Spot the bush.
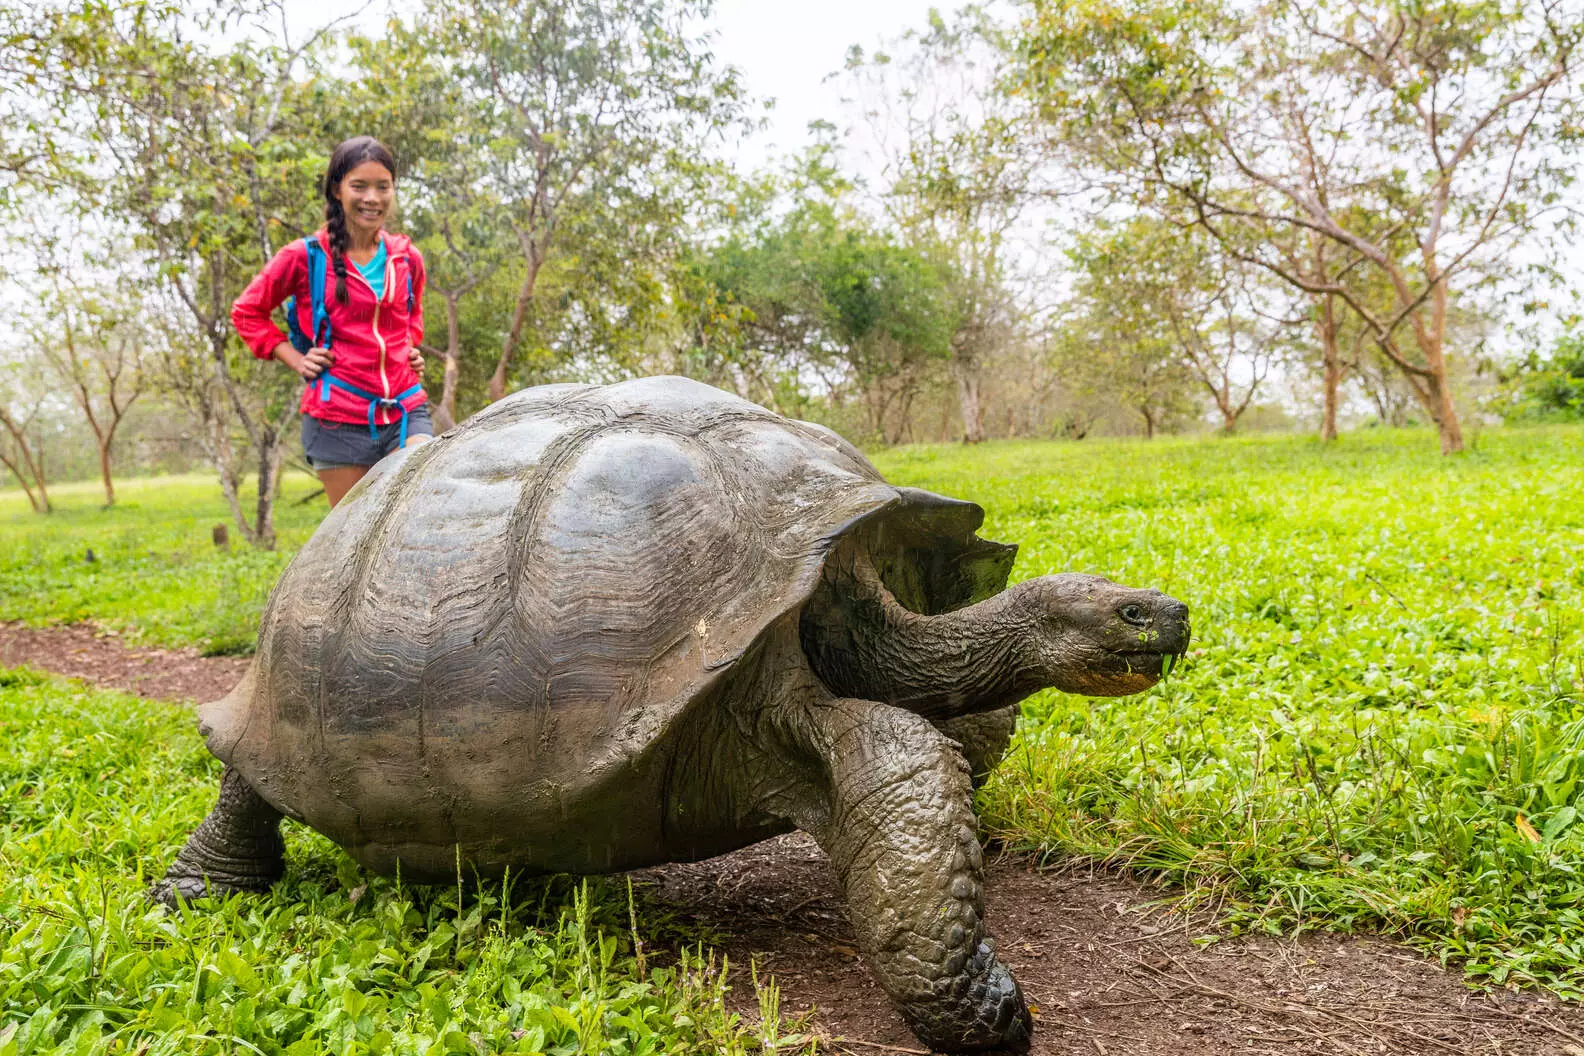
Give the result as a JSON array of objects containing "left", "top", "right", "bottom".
[{"left": 1497, "top": 328, "right": 1584, "bottom": 421}]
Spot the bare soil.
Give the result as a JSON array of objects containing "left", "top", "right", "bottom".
[
  {"left": 0, "top": 621, "right": 249, "bottom": 703},
  {"left": 6, "top": 623, "right": 1584, "bottom": 1055},
  {"left": 640, "top": 836, "right": 1584, "bottom": 1055}
]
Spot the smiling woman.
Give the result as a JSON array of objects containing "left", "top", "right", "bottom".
[{"left": 230, "top": 136, "right": 433, "bottom": 507}]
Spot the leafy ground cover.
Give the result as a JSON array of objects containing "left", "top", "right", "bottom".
[
  {"left": 0, "top": 668, "right": 806, "bottom": 1055},
  {"left": 0, "top": 474, "right": 323, "bottom": 656},
  {"left": 871, "top": 425, "right": 1584, "bottom": 996},
  {"left": 3, "top": 422, "right": 1583, "bottom": 1016}
]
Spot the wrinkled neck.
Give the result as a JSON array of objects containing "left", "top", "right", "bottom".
[{"left": 802, "top": 573, "right": 1049, "bottom": 719}]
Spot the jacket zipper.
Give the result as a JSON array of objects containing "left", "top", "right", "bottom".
[{"left": 345, "top": 243, "right": 393, "bottom": 416}]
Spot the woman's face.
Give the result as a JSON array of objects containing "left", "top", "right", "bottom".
[{"left": 336, "top": 160, "right": 395, "bottom": 241}]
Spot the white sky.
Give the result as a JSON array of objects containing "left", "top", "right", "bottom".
[{"left": 708, "top": 0, "right": 950, "bottom": 164}]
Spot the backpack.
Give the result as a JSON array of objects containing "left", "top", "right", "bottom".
[{"left": 284, "top": 236, "right": 416, "bottom": 353}]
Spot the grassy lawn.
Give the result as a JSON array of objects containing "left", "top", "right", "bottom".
[
  {"left": 0, "top": 669, "right": 804, "bottom": 1054},
  {"left": 2, "top": 422, "right": 1583, "bottom": 1051},
  {"left": 0, "top": 473, "right": 326, "bottom": 656}
]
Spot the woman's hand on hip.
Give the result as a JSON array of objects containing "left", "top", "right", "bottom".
[
  {"left": 297, "top": 347, "right": 335, "bottom": 381},
  {"left": 408, "top": 347, "right": 424, "bottom": 374},
  {"left": 271, "top": 341, "right": 333, "bottom": 382}
]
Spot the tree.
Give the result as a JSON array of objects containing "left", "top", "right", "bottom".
[
  {"left": 688, "top": 150, "right": 958, "bottom": 442},
  {"left": 1017, "top": 0, "right": 1584, "bottom": 453},
  {"left": 1056, "top": 229, "right": 1202, "bottom": 438},
  {"left": 13, "top": 0, "right": 358, "bottom": 545},
  {"left": 29, "top": 256, "right": 146, "bottom": 507},
  {"left": 1072, "top": 217, "right": 1284, "bottom": 433},
  {"left": 1498, "top": 325, "right": 1584, "bottom": 420},
  {"left": 0, "top": 361, "right": 53, "bottom": 513},
  {"left": 409, "top": 0, "right": 747, "bottom": 403},
  {"left": 844, "top": 9, "right": 1041, "bottom": 442}
]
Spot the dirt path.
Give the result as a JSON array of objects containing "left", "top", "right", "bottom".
[
  {"left": 5, "top": 623, "right": 1584, "bottom": 1055},
  {"left": 0, "top": 622, "right": 249, "bottom": 703}
]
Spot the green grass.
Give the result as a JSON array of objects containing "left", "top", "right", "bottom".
[
  {"left": 870, "top": 424, "right": 1584, "bottom": 996},
  {"left": 0, "top": 474, "right": 325, "bottom": 655},
  {"left": 0, "top": 669, "right": 808, "bottom": 1055},
  {"left": 4, "top": 423, "right": 1584, "bottom": 1016}
]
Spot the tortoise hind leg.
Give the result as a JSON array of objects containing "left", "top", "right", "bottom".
[
  {"left": 770, "top": 697, "right": 1032, "bottom": 1053},
  {"left": 934, "top": 705, "right": 1018, "bottom": 790},
  {"left": 150, "top": 767, "right": 285, "bottom": 906}
]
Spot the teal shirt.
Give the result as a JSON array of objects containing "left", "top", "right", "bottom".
[{"left": 355, "top": 241, "right": 387, "bottom": 300}]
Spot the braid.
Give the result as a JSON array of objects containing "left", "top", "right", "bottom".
[{"left": 324, "top": 198, "right": 351, "bottom": 305}]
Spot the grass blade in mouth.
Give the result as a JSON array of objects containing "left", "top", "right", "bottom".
[{"left": 1161, "top": 652, "right": 1176, "bottom": 680}]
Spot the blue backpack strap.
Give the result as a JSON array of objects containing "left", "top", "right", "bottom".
[
  {"left": 283, "top": 236, "right": 331, "bottom": 355},
  {"left": 305, "top": 236, "right": 331, "bottom": 349}
]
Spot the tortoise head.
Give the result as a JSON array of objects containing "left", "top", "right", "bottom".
[{"left": 1009, "top": 573, "right": 1191, "bottom": 696}]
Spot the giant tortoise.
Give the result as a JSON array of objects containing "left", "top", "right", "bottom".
[{"left": 156, "top": 376, "right": 1190, "bottom": 1053}]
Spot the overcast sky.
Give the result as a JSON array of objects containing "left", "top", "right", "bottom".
[{"left": 709, "top": 0, "right": 948, "bottom": 163}]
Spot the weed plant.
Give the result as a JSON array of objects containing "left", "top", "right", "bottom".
[{"left": 0, "top": 670, "right": 807, "bottom": 1054}]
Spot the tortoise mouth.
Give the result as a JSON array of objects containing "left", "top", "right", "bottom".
[{"left": 1064, "top": 646, "right": 1186, "bottom": 697}]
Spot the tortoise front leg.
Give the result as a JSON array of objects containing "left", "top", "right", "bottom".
[
  {"left": 771, "top": 697, "right": 1032, "bottom": 1053},
  {"left": 150, "top": 767, "right": 285, "bottom": 906}
]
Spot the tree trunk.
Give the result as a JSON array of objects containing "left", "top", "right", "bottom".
[
  {"left": 1140, "top": 406, "right": 1156, "bottom": 440},
  {"left": 1316, "top": 295, "right": 1341, "bottom": 443},
  {"left": 1425, "top": 370, "right": 1464, "bottom": 455},
  {"left": 98, "top": 440, "right": 115, "bottom": 506},
  {"left": 248, "top": 423, "right": 277, "bottom": 551},
  {"left": 1392, "top": 294, "right": 1464, "bottom": 454},
  {"left": 952, "top": 354, "right": 985, "bottom": 444},
  {"left": 435, "top": 290, "right": 463, "bottom": 431},
  {"left": 0, "top": 454, "right": 45, "bottom": 512},
  {"left": 0, "top": 412, "right": 50, "bottom": 512},
  {"left": 490, "top": 249, "right": 542, "bottom": 404}
]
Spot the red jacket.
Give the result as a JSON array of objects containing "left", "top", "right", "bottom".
[{"left": 232, "top": 229, "right": 428, "bottom": 426}]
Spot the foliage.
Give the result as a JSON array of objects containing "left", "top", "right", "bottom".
[
  {"left": 843, "top": 7, "right": 1039, "bottom": 442},
  {"left": 873, "top": 425, "right": 1584, "bottom": 995},
  {"left": 1014, "top": 0, "right": 1584, "bottom": 454},
  {"left": 6, "top": 0, "right": 356, "bottom": 546},
  {"left": 692, "top": 150, "right": 959, "bottom": 441},
  {"left": 386, "top": 0, "right": 750, "bottom": 402},
  {"left": 0, "top": 670, "right": 809, "bottom": 1054},
  {"left": 1497, "top": 327, "right": 1584, "bottom": 421}
]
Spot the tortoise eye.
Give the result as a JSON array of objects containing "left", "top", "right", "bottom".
[{"left": 1119, "top": 604, "right": 1147, "bottom": 625}]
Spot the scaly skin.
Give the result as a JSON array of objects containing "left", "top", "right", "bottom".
[
  {"left": 767, "top": 697, "right": 1032, "bottom": 1053},
  {"left": 149, "top": 767, "right": 284, "bottom": 906},
  {"left": 936, "top": 706, "right": 1019, "bottom": 789}
]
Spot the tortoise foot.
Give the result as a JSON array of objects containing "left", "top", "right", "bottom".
[
  {"left": 148, "top": 862, "right": 279, "bottom": 907},
  {"left": 901, "top": 941, "right": 1032, "bottom": 1053}
]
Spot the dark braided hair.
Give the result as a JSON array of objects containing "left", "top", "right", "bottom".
[{"left": 321, "top": 136, "right": 398, "bottom": 305}]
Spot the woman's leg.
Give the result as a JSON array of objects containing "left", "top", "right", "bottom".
[{"left": 318, "top": 465, "right": 371, "bottom": 507}]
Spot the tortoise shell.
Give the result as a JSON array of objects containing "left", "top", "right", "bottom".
[{"left": 202, "top": 376, "right": 1014, "bottom": 877}]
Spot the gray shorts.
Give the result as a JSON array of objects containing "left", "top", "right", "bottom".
[{"left": 302, "top": 405, "right": 434, "bottom": 471}]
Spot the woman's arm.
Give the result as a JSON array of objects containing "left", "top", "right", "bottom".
[
  {"left": 232, "top": 243, "right": 305, "bottom": 361},
  {"left": 406, "top": 245, "right": 427, "bottom": 374}
]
